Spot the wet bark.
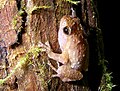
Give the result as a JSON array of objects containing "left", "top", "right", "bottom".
[{"left": 0, "top": 0, "right": 105, "bottom": 91}]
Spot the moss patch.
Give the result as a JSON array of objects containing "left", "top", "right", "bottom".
[
  {"left": 65, "top": 0, "right": 80, "bottom": 5},
  {"left": 0, "top": 46, "right": 42, "bottom": 85},
  {"left": 28, "top": 6, "right": 51, "bottom": 14},
  {"left": 99, "top": 59, "right": 116, "bottom": 91}
]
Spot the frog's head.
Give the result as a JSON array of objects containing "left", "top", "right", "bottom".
[
  {"left": 58, "top": 15, "right": 84, "bottom": 51},
  {"left": 59, "top": 15, "right": 82, "bottom": 36}
]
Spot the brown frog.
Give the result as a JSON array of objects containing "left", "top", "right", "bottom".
[{"left": 41, "top": 13, "right": 89, "bottom": 82}]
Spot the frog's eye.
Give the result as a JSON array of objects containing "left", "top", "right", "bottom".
[{"left": 63, "top": 26, "right": 71, "bottom": 35}]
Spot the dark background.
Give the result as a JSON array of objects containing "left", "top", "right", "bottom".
[{"left": 97, "top": 0, "right": 120, "bottom": 90}]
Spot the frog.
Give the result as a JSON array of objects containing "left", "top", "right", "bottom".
[{"left": 40, "top": 9, "right": 89, "bottom": 82}]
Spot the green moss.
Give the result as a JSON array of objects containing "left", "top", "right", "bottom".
[
  {"left": 29, "top": 6, "right": 51, "bottom": 14},
  {"left": 37, "top": 63, "right": 48, "bottom": 90},
  {"left": 11, "top": 13, "right": 22, "bottom": 31},
  {"left": 11, "top": 16, "right": 18, "bottom": 29},
  {"left": 100, "top": 72, "right": 116, "bottom": 91},
  {"left": 18, "top": 9, "right": 25, "bottom": 16},
  {"left": 21, "top": 0, "right": 26, "bottom": 10},
  {"left": 65, "top": 0, "right": 80, "bottom": 5},
  {"left": 99, "top": 59, "right": 116, "bottom": 91},
  {"left": 0, "top": 47, "right": 42, "bottom": 85}
]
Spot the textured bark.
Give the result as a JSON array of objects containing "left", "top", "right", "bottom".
[{"left": 0, "top": 0, "right": 105, "bottom": 91}]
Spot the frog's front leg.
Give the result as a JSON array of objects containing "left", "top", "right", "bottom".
[
  {"left": 48, "top": 50, "right": 69, "bottom": 64},
  {"left": 39, "top": 41, "right": 68, "bottom": 64}
]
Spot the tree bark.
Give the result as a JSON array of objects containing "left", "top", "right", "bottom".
[{"left": 0, "top": 0, "right": 106, "bottom": 91}]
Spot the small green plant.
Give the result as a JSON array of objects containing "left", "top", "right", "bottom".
[
  {"left": 99, "top": 59, "right": 116, "bottom": 91},
  {"left": 100, "top": 72, "right": 116, "bottom": 91},
  {"left": 0, "top": 47, "right": 42, "bottom": 85}
]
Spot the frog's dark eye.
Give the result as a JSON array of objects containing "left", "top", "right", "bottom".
[{"left": 63, "top": 27, "right": 71, "bottom": 35}]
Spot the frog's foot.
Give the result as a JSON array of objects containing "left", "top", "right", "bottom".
[
  {"left": 38, "top": 41, "right": 48, "bottom": 49},
  {"left": 51, "top": 73, "right": 71, "bottom": 82},
  {"left": 38, "top": 41, "right": 51, "bottom": 53},
  {"left": 51, "top": 74, "right": 82, "bottom": 82}
]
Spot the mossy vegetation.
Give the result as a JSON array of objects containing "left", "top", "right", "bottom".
[
  {"left": 28, "top": 6, "right": 51, "bottom": 14},
  {"left": 102, "top": 72, "right": 116, "bottom": 91},
  {"left": 65, "top": 0, "right": 80, "bottom": 5},
  {"left": 11, "top": 10, "right": 24, "bottom": 31},
  {"left": 37, "top": 62, "right": 50, "bottom": 90},
  {"left": 0, "top": 46, "right": 42, "bottom": 85},
  {"left": 99, "top": 59, "right": 116, "bottom": 91}
]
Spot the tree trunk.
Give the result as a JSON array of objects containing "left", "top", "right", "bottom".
[{"left": 0, "top": 0, "right": 110, "bottom": 91}]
